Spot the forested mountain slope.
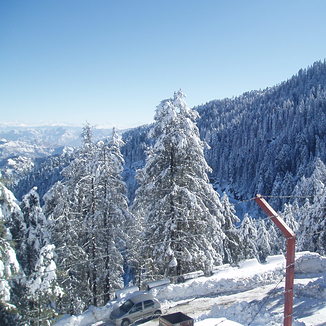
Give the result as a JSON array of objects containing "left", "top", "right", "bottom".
[
  {"left": 122, "top": 61, "right": 326, "bottom": 213},
  {"left": 198, "top": 61, "right": 326, "bottom": 199}
]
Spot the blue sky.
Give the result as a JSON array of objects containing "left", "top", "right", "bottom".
[{"left": 1, "top": 0, "right": 326, "bottom": 129}]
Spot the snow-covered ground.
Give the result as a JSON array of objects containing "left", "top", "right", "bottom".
[{"left": 54, "top": 252, "right": 326, "bottom": 326}]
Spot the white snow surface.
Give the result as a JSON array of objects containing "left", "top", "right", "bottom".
[{"left": 54, "top": 252, "right": 326, "bottom": 326}]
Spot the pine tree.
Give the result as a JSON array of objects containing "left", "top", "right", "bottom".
[
  {"left": 91, "top": 130, "right": 133, "bottom": 304},
  {"left": 133, "top": 91, "right": 226, "bottom": 278},
  {"left": 296, "top": 199, "right": 313, "bottom": 252},
  {"left": 0, "top": 181, "right": 21, "bottom": 325},
  {"left": 44, "top": 180, "right": 86, "bottom": 314},
  {"left": 44, "top": 126, "right": 95, "bottom": 314},
  {"left": 25, "top": 244, "right": 63, "bottom": 325},
  {"left": 16, "top": 187, "right": 62, "bottom": 325},
  {"left": 44, "top": 125, "right": 132, "bottom": 312},
  {"left": 256, "top": 219, "right": 272, "bottom": 263},
  {"left": 294, "top": 159, "right": 326, "bottom": 254},
  {"left": 282, "top": 202, "right": 299, "bottom": 234},
  {"left": 126, "top": 210, "right": 144, "bottom": 287},
  {"left": 220, "top": 193, "right": 241, "bottom": 265},
  {"left": 20, "top": 187, "right": 49, "bottom": 276},
  {"left": 266, "top": 221, "right": 282, "bottom": 255},
  {"left": 239, "top": 214, "right": 258, "bottom": 260},
  {"left": 0, "top": 180, "right": 26, "bottom": 263},
  {"left": 0, "top": 228, "right": 20, "bottom": 325}
]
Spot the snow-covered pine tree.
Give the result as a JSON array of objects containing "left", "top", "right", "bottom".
[
  {"left": 0, "top": 223, "right": 20, "bottom": 325},
  {"left": 126, "top": 210, "right": 144, "bottom": 287},
  {"left": 220, "top": 193, "right": 241, "bottom": 265},
  {"left": 1, "top": 181, "right": 26, "bottom": 265},
  {"left": 44, "top": 125, "right": 132, "bottom": 312},
  {"left": 0, "top": 180, "right": 21, "bottom": 325},
  {"left": 78, "top": 131, "right": 102, "bottom": 307},
  {"left": 256, "top": 219, "right": 272, "bottom": 263},
  {"left": 25, "top": 244, "right": 63, "bottom": 325},
  {"left": 313, "top": 186, "right": 326, "bottom": 255},
  {"left": 296, "top": 198, "right": 313, "bottom": 252},
  {"left": 294, "top": 158, "right": 326, "bottom": 254},
  {"left": 43, "top": 180, "right": 85, "bottom": 314},
  {"left": 266, "top": 221, "right": 282, "bottom": 255},
  {"left": 282, "top": 202, "right": 299, "bottom": 234},
  {"left": 91, "top": 129, "right": 133, "bottom": 304},
  {"left": 20, "top": 187, "right": 49, "bottom": 276},
  {"left": 133, "top": 90, "right": 226, "bottom": 278},
  {"left": 15, "top": 187, "right": 62, "bottom": 325},
  {"left": 239, "top": 214, "right": 258, "bottom": 260},
  {"left": 43, "top": 125, "right": 95, "bottom": 313},
  {"left": 76, "top": 127, "right": 132, "bottom": 306},
  {"left": 264, "top": 201, "right": 300, "bottom": 258}
]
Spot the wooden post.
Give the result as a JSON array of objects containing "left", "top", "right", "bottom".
[{"left": 254, "top": 194, "right": 295, "bottom": 326}]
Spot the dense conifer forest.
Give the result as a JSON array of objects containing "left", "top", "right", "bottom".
[{"left": 1, "top": 61, "right": 326, "bottom": 325}]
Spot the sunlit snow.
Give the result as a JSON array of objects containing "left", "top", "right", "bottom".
[{"left": 54, "top": 251, "right": 326, "bottom": 326}]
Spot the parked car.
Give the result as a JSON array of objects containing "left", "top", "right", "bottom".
[{"left": 110, "top": 292, "right": 162, "bottom": 326}]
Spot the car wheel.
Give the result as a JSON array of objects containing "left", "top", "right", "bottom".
[
  {"left": 121, "top": 319, "right": 130, "bottom": 326},
  {"left": 154, "top": 310, "right": 162, "bottom": 316}
]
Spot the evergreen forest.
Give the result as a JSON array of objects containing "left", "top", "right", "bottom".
[{"left": 1, "top": 61, "right": 326, "bottom": 325}]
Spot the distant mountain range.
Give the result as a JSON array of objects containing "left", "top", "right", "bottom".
[
  {"left": 0, "top": 125, "right": 116, "bottom": 151},
  {"left": 0, "top": 125, "right": 114, "bottom": 198}
]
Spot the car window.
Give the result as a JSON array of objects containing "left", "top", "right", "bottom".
[
  {"left": 129, "top": 302, "right": 142, "bottom": 313},
  {"left": 120, "top": 300, "right": 134, "bottom": 313},
  {"left": 144, "top": 300, "right": 154, "bottom": 308}
]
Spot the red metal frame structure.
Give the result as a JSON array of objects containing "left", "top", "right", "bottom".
[{"left": 254, "top": 194, "right": 296, "bottom": 326}]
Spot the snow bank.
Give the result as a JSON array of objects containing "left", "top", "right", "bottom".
[
  {"left": 54, "top": 291, "right": 145, "bottom": 326},
  {"left": 295, "top": 251, "right": 326, "bottom": 274},
  {"left": 54, "top": 302, "right": 115, "bottom": 326},
  {"left": 198, "top": 300, "right": 305, "bottom": 326},
  {"left": 151, "top": 255, "right": 285, "bottom": 301},
  {"left": 296, "top": 276, "right": 326, "bottom": 299}
]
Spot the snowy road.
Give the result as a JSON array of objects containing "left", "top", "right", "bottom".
[
  {"left": 142, "top": 284, "right": 285, "bottom": 326},
  {"left": 95, "top": 279, "right": 326, "bottom": 326},
  {"left": 55, "top": 252, "right": 326, "bottom": 326},
  {"left": 144, "top": 278, "right": 326, "bottom": 326}
]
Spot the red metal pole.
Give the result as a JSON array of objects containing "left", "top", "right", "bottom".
[{"left": 254, "top": 195, "right": 295, "bottom": 326}]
